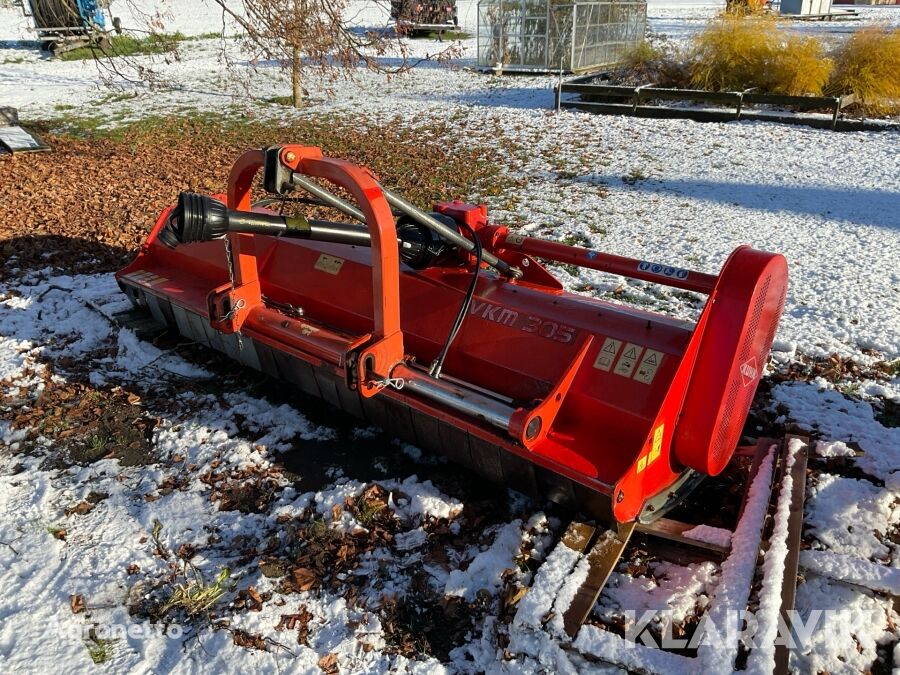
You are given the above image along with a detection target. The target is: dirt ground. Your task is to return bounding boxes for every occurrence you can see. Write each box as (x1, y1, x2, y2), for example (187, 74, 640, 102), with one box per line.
(0, 116, 508, 279)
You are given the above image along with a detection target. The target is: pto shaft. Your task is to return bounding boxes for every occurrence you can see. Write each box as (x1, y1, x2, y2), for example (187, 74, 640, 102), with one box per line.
(159, 192, 372, 248)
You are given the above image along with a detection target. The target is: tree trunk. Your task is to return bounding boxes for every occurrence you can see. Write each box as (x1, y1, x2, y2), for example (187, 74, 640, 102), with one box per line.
(291, 47, 302, 108)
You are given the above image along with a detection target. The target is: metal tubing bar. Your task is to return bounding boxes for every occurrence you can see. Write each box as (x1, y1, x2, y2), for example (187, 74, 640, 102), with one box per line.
(307, 220, 373, 246)
(291, 173, 366, 222)
(291, 173, 520, 279)
(390, 363, 516, 433)
(228, 214, 381, 248)
(494, 229, 717, 294)
(380, 187, 520, 279)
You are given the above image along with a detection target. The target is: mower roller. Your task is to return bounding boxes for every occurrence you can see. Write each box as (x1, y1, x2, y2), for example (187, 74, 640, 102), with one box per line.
(117, 145, 788, 525)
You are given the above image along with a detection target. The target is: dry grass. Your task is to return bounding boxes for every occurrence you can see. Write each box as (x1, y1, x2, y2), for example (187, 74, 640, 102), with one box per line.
(690, 15, 832, 96)
(623, 39, 666, 72)
(159, 566, 231, 617)
(767, 34, 833, 96)
(619, 39, 690, 88)
(829, 26, 900, 116)
(724, 0, 769, 16)
(690, 15, 778, 92)
(622, 15, 898, 113)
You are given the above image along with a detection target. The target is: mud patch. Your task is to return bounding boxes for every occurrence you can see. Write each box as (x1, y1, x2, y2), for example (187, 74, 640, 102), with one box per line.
(1, 368, 156, 469)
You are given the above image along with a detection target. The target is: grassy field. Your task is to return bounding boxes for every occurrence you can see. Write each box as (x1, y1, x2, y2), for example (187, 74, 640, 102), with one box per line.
(58, 31, 221, 61)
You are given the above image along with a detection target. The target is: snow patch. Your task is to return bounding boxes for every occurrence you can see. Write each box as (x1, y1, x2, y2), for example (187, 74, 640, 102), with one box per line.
(805, 472, 899, 562)
(681, 524, 732, 550)
(445, 520, 524, 601)
(800, 550, 900, 596)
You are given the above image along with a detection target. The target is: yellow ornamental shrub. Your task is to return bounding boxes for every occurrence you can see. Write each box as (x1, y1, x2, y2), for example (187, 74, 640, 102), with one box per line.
(830, 27, 900, 116)
(690, 15, 778, 92)
(767, 34, 833, 96)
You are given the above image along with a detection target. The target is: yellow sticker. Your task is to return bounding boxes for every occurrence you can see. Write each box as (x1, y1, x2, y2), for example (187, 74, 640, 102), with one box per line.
(637, 455, 648, 473)
(649, 423, 664, 463)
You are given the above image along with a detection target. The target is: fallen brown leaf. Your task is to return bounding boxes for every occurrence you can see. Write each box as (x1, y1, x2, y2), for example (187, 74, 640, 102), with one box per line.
(176, 543, 197, 560)
(65, 501, 94, 516)
(69, 594, 86, 614)
(231, 629, 268, 651)
(291, 567, 319, 592)
(318, 652, 339, 674)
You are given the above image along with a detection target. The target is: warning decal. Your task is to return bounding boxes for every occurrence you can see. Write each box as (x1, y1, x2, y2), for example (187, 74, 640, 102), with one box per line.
(613, 342, 643, 377)
(637, 423, 665, 474)
(633, 349, 664, 385)
(125, 271, 168, 288)
(650, 424, 664, 462)
(314, 254, 344, 275)
(593, 337, 622, 371)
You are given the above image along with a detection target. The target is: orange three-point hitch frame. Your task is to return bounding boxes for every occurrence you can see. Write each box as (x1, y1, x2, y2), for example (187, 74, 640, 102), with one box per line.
(218, 145, 405, 397)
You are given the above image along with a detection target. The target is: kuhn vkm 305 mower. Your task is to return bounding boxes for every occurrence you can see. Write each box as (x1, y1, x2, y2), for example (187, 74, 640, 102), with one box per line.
(117, 144, 788, 529)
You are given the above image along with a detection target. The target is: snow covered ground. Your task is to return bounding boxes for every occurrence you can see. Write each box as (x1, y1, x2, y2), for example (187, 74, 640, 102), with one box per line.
(1, 1, 899, 674)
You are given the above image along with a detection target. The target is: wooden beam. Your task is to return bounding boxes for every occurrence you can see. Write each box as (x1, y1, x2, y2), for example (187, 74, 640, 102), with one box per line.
(640, 87, 741, 105)
(559, 83, 638, 96)
(743, 92, 840, 110)
(559, 521, 597, 555)
(739, 437, 779, 523)
(562, 522, 635, 638)
(775, 437, 810, 675)
(560, 101, 740, 123)
(636, 517, 730, 558)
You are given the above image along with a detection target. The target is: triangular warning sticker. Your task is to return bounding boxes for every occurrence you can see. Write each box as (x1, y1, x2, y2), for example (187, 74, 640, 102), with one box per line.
(623, 347, 638, 359)
(643, 353, 658, 366)
(602, 342, 618, 354)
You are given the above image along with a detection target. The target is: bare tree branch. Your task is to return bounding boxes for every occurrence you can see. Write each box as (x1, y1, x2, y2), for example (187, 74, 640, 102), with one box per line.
(207, 0, 462, 107)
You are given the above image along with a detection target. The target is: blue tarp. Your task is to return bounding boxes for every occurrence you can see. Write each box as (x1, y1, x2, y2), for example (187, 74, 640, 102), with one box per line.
(28, 0, 106, 31)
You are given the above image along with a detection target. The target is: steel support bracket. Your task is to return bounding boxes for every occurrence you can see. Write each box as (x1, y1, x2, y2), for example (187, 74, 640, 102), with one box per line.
(510, 335, 593, 449)
(357, 331, 406, 398)
(207, 280, 261, 334)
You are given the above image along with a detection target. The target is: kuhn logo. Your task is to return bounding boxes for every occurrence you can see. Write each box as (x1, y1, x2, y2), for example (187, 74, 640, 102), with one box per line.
(740, 357, 758, 387)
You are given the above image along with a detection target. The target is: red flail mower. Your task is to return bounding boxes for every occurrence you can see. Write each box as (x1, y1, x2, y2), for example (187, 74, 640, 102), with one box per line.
(117, 145, 788, 525)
